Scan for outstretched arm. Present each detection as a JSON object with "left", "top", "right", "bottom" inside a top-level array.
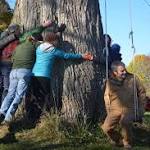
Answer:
[
  {"left": 19, "top": 20, "right": 53, "bottom": 43},
  {"left": 54, "top": 49, "right": 93, "bottom": 61}
]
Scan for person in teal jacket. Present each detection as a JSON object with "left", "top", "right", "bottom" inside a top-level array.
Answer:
[{"left": 27, "top": 31, "right": 93, "bottom": 122}]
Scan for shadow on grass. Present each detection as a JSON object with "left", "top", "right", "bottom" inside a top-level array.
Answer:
[
  {"left": 0, "top": 117, "right": 36, "bottom": 145},
  {"left": 32, "top": 143, "right": 77, "bottom": 150},
  {"left": 31, "top": 143, "right": 113, "bottom": 150},
  {"left": 132, "top": 122, "right": 150, "bottom": 147},
  {"left": 0, "top": 132, "right": 18, "bottom": 144},
  {"left": 0, "top": 140, "right": 41, "bottom": 150},
  {"left": 7, "top": 117, "right": 36, "bottom": 133}
]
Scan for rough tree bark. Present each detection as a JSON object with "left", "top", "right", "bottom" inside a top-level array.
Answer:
[{"left": 13, "top": 0, "right": 105, "bottom": 123}]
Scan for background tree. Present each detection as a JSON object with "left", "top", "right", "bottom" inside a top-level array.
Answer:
[
  {"left": 0, "top": 0, "right": 10, "bottom": 14},
  {"left": 0, "top": 0, "right": 13, "bottom": 32},
  {"left": 12, "top": 0, "right": 105, "bottom": 123},
  {"left": 127, "top": 54, "right": 150, "bottom": 96}
]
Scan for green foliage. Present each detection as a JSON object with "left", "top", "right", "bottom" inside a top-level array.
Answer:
[
  {"left": 0, "top": 12, "right": 13, "bottom": 31},
  {"left": 0, "top": 22, "right": 7, "bottom": 31},
  {"left": 0, "top": 12, "right": 13, "bottom": 24}
]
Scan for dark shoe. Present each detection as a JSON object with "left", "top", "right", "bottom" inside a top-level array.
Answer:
[
  {"left": 0, "top": 113, "right": 5, "bottom": 124},
  {"left": 110, "top": 139, "right": 123, "bottom": 147},
  {"left": 123, "top": 139, "right": 132, "bottom": 149},
  {"left": 124, "top": 144, "right": 132, "bottom": 149}
]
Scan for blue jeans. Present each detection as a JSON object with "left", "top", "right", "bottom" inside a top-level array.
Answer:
[
  {"left": 0, "top": 61, "right": 12, "bottom": 103},
  {"left": 0, "top": 68, "right": 32, "bottom": 122}
]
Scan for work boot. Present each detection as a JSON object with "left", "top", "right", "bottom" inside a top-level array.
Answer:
[
  {"left": 124, "top": 144, "right": 132, "bottom": 149},
  {"left": 110, "top": 139, "right": 123, "bottom": 147},
  {"left": 123, "top": 139, "right": 132, "bottom": 149}
]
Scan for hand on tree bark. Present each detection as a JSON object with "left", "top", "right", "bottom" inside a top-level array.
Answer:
[
  {"left": 57, "top": 24, "right": 66, "bottom": 32},
  {"left": 82, "top": 53, "right": 93, "bottom": 61},
  {"left": 42, "top": 20, "right": 53, "bottom": 28}
]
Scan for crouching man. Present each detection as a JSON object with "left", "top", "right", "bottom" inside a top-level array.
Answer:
[{"left": 101, "top": 61, "right": 146, "bottom": 149}]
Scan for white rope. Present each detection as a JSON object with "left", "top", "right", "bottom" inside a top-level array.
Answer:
[
  {"left": 129, "top": 0, "right": 139, "bottom": 122},
  {"left": 143, "top": 0, "right": 150, "bottom": 7},
  {"left": 104, "top": 0, "right": 109, "bottom": 80}
]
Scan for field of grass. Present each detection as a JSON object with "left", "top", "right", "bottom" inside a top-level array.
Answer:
[{"left": 0, "top": 112, "right": 149, "bottom": 150}]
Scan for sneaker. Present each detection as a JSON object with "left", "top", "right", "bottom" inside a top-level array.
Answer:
[{"left": 0, "top": 113, "right": 5, "bottom": 124}]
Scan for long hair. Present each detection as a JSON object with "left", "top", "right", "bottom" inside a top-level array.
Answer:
[
  {"left": 103, "top": 34, "right": 112, "bottom": 47},
  {"left": 42, "top": 31, "right": 59, "bottom": 47}
]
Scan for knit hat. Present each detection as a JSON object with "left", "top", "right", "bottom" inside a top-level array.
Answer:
[
  {"left": 111, "top": 43, "right": 121, "bottom": 53},
  {"left": 8, "top": 24, "right": 20, "bottom": 34}
]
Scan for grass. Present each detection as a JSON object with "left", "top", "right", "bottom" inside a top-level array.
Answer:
[{"left": 0, "top": 112, "right": 150, "bottom": 150}]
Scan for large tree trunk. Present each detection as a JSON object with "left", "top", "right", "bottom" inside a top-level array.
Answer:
[{"left": 13, "top": 0, "right": 105, "bottom": 123}]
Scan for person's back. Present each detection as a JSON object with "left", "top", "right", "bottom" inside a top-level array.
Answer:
[
  {"left": 94, "top": 35, "right": 122, "bottom": 68},
  {"left": 32, "top": 43, "right": 56, "bottom": 78},
  {"left": 1, "top": 40, "right": 19, "bottom": 61},
  {"left": 12, "top": 40, "right": 36, "bottom": 69},
  {"left": 12, "top": 32, "right": 43, "bottom": 70},
  {"left": 110, "top": 44, "right": 122, "bottom": 63}
]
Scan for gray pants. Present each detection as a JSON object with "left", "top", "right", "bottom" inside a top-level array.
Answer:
[{"left": 0, "top": 61, "right": 12, "bottom": 104}]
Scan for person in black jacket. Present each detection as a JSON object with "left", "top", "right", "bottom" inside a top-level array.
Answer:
[{"left": 94, "top": 34, "right": 122, "bottom": 69}]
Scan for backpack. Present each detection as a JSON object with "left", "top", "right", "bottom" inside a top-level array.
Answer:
[
  {"left": 0, "top": 34, "right": 17, "bottom": 50},
  {"left": 1, "top": 40, "right": 19, "bottom": 59},
  {"left": 110, "top": 44, "right": 122, "bottom": 62}
]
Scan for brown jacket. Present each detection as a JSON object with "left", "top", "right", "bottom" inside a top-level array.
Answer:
[{"left": 104, "top": 73, "right": 146, "bottom": 114}]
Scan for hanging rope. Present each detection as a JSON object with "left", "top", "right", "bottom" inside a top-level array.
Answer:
[
  {"left": 143, "top": 0, "right": 150, "bottom": 7},
  {"left": 104, "top": 0, "right": 109, "bottom": 80},
  {"left": 129, "top": 0, "right": 139, "bottom": 122}
]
